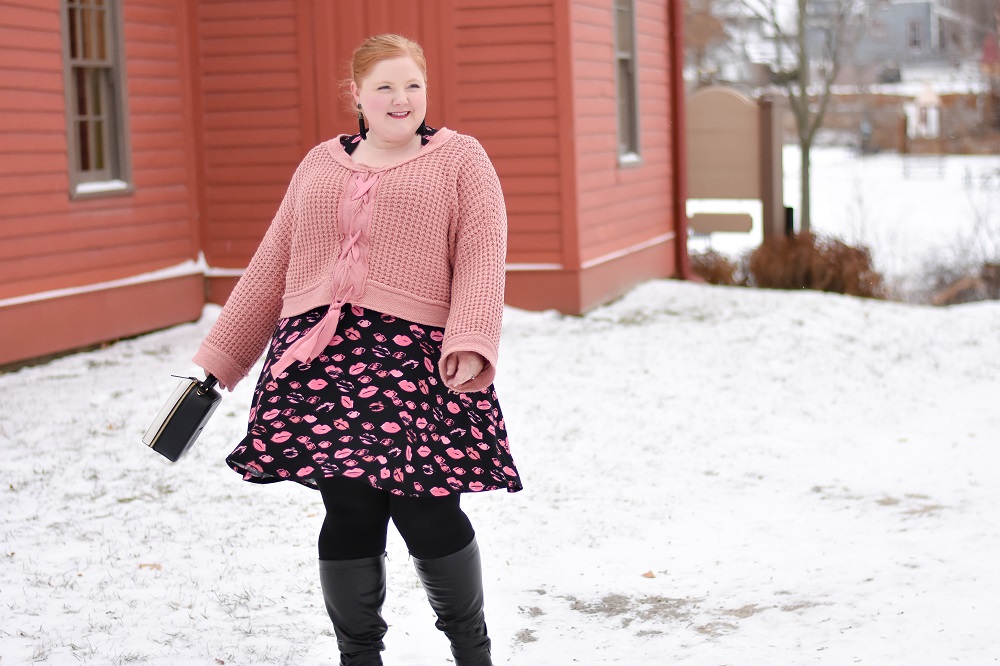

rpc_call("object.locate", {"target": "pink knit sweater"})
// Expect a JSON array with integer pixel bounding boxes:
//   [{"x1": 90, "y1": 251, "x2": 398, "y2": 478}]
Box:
[{"x1": 193, "y1": 129, "x2": 507, "y2": 393}]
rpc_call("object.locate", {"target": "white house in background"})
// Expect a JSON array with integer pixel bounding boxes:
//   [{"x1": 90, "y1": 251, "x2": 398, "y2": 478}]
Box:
[{"x1": 834, "y1": 0, "x2": 995, "y2": 83}]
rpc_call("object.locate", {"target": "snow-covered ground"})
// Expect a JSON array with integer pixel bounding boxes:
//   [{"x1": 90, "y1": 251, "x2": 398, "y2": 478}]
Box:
[
  {"x1": 2, "y1": 280, "x2": 999, "y2": 665},
  {"x1": 689, "y1": 146, "x2": 1000, "y2": 299}
]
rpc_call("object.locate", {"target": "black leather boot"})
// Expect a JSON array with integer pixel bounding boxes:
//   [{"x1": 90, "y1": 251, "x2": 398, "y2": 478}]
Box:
[
  {"x1": 413, "y1": 538, "x2": 493, "y2": 666},
  {"x1": 319, "y1": 554, "x2": 388, "y2": 666}
]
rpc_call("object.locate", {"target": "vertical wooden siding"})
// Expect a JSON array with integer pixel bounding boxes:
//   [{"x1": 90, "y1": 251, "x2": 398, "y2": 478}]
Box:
[
  {"x1": 196, "y1": 0, "x2": 308, "y2": 267},
  {"x1": 0, "y1": 0, "x2": 200, "y2": 301},
  {"x1": 452, "y1": 0, "x2": 565, "y2": 268},
  {"x1": 570, "y1": 0, "x2": 674, "y2": 264}
]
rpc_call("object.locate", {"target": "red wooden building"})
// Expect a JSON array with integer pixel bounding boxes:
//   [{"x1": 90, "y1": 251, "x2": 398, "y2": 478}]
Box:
[{"x1": 0, "y1": 0, "x2": 689, "y2": 367}]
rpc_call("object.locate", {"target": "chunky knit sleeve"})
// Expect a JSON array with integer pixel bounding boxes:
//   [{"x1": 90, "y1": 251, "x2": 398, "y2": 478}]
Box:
[
  {"x1": 439, "y1": 138, "x2": 507, "y2": 393},
  {"x1": 192, "y1": 157, "x2": 306, "y2": 390}
]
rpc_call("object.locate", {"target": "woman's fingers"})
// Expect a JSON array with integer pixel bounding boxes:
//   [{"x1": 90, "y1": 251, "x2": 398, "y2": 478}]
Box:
[{"x1": 441, "y1": 351, "x2": 486, "y2": 390}]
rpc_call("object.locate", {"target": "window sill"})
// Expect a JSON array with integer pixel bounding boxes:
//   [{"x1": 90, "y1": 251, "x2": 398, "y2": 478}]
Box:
[
  {"x1": 72, "y1": 179, "x2": 133, "y2": 199},
  {"x1": 617, "y1": 152, "x2": 643, "y2": 169}
]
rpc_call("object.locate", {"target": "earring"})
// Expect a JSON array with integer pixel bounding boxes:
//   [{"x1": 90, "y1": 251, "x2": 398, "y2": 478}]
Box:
[
  {"x1": 416, "y1": 119, "x2": 428, "y2": 136},
  {"x1": 357, "y1": 103, "x2": 367, "y2": 140}
]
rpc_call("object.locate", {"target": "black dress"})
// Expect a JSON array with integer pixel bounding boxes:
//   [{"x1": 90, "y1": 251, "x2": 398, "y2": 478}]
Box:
[{"x1": 225, "y1": 128, "x2": 521, "y2": 497}]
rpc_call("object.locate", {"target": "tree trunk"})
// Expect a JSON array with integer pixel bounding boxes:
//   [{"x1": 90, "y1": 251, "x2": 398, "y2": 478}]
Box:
[{"x1": 799, "y1": 138, "x2": 811, "y2": 234}]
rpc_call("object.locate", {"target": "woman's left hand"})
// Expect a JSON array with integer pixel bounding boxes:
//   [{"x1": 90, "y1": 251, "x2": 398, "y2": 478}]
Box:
[{"x1": 442, "y1": 351, "x2": 486, "y2": 391}]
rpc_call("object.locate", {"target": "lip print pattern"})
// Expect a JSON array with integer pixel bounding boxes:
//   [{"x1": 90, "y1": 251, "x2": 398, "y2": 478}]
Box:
[{"x1": 226, "y1": 305, "x2": 522, "y2": 497}]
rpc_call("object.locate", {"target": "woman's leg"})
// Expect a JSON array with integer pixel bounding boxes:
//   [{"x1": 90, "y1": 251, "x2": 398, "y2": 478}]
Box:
[
  {"x1": 318, "y1": 477, "x2": 391, "y2": 560},
  {"x1": 388, "y1": 493, "x2": 474, "y2": 559},
  {"x1": 316, "y1": 477, "x2": 392, "y2": 666},
  {"x1": 391, "y1": 495, "x2": 492, "y2": 666}
]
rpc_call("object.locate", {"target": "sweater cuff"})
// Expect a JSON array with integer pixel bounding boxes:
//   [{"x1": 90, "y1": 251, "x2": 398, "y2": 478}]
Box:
[
  {"x1": 192, "y1": 342, "x2": 248, "y2": 392},
  {"x1": 439, "y1": 331, "x2": 498, "y2": 394}
]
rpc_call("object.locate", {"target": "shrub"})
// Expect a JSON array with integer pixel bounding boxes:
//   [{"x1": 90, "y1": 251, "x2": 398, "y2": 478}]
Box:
[
  {"x1": 927, "y1": 262, "x2": 1000, "y2": 305},
  {"x1": 748, "y1": 233, "x2": 884, "y2": 298},
  {"x1": 689, "y1": 250, "x2": 745, "y2": 286}
]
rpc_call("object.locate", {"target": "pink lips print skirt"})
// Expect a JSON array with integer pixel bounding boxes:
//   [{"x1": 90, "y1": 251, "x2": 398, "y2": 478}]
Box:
[{"x1": 226, "y1": 304, "x2": 522, "y2": 497}]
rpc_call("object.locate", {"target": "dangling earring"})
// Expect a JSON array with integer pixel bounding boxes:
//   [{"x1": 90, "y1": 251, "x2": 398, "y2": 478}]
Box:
[
  {"x1": 416, "y1": 119, "x2": 428, "y2": 137},
  {"x1": 357, "y1": 103, "x2": 368, "y2": 140}
]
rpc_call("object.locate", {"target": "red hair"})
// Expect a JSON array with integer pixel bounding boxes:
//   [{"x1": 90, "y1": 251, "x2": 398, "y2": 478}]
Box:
[{"x1": 351, "y1": 34, "x2": 427, "y2": 84}]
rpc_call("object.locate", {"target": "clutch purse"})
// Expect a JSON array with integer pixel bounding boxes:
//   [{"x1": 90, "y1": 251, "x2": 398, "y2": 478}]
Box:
[{"x1": 142, "y1": 374, "x2": 222, "y2": 462}]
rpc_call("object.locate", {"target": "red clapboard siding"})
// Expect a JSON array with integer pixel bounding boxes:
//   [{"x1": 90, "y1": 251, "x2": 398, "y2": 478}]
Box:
[
  {"x1": 199, "y1": 35, "x2": 297, "y2": 56},
  {"x1": 456, "y1": 5, "x2": 555, "y2": 26},
  {"x1": 0, "y1": 173, "x2": 66, "y2": 197},
  {"x1": 0, "y1": 0, "x2": 200, "y2": 300},
  {"x1": 453, "y1": 0, "x2": 564, "y2": 268},
  {"x1": 570, "y1": 0, "x2": 674, "y2": 266},
  {"x1": 0, "y1": 3, "x2": 56, "y2": 31},
  {"x1": 201, "y1": 53, "x2": 298, "y2": 74},
  {"x1": 0, "y1": 68, "x2": 63, "y2": 91},
  {"x1": 196, "y1": 0, "x2": 304, "y2": 266},
  {"x1": 0, "y1": 217, "x2": 192, "y2": 262},
  {"x1": 0, "y1": 151, "x2": 64, "y2": 175},
  {"x1": 0, "y1": 237, "x2": 194, "y2": 295},
  {"x1": 0, "y1": 47, "x2": 62, "y2": 71},
  {"x1": 458, "y1": 60, "x2": 557, "y2": 82}
]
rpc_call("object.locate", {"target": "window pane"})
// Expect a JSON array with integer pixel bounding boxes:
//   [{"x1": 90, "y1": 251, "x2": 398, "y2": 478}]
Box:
[
  {"x1": 615, "y1": 6, "x2": 632, "y2": 52},
  {"x1": 615, "y1": 0, "x2": 634, "y2": 51},
  {"x1": 90, "y1": 69, "x2": 102, "y2": 115},
  {"x1": 95, "y1": 7, "x2": 107, "y2": 61},
  {"x1": 69, "y1": 7, "x2": 80, "y2": 59},
  {"x1": 94, "y1": 120, "x2": 105, "y2": 170},
  {"x1": 618, "y1": 60, "x2": 631, "y2": 150},
  {"x1": 74, "y1": 68, "x2": 88, "y2": 115},
  {"x1": 78, "y1": 120, "x2": 91, "y2": 170},
  {"x1": 81, "y1": 7, "x2": 93, "y2": 59}
]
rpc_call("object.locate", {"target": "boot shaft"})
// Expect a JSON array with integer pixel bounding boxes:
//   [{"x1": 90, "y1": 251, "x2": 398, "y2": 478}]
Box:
[
  {"x1": 413, "y1": 537, "x2": 493, "y2": 666},
  {"x1": 319, "y1": 554, "x2": 388, "y2": 666}
]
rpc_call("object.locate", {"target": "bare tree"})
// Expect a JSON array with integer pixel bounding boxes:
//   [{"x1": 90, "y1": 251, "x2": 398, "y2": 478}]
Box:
[
  {"x1": 686, "y1": 0, "x2": 730, "y2": 86},
  {"x1": 685, "y1": 0, "x2": 763, "y2": 89},
  {"x1": 741, "y1": 0, "x2": 869, "y2": 233}
]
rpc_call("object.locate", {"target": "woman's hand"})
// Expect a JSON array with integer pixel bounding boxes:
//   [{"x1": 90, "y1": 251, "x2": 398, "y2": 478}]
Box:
[{"x1": 442, "y1": 351, "x2": 486, "y2": 391}]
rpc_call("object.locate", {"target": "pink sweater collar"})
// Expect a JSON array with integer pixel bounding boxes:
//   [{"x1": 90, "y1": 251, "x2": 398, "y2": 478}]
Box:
[{"x1": 322, "y1": 127, "x2": 458, "y2": 171}]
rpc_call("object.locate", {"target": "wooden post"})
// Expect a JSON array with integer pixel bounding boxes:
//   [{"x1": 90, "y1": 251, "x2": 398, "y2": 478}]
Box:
[{"x1": 759, "y1": 95, "x2": 785, "y2": 242}]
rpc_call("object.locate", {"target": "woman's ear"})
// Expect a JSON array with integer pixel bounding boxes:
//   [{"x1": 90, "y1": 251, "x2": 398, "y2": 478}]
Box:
[{"x1": 350, "y1": 80, "x2": 360, "y2": 106}]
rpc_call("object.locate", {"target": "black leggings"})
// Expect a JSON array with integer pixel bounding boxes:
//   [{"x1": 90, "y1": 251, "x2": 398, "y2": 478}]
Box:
[{"x1": 317, "y1": 477, "x2": 475, "y2": 561}]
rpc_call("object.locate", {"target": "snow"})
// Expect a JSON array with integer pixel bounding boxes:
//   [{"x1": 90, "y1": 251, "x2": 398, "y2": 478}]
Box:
[
  {"x1": 2, "y1": 278, "x2": 999, "y2": 665},
  {"x1": 689, "y1": 145, "x2": 1000, "y2": 299}
]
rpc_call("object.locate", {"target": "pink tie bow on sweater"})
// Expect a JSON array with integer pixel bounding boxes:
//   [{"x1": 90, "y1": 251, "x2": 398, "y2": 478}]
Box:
[{"x1": 268, "y1": 171, "x2": 382, "y2": 379}]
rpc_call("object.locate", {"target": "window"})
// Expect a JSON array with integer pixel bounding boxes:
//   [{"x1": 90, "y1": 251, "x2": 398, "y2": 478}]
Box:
[
  {"x1": 61, "y1": 0, "x2": 131, "y2": 197},
  {"x1": 907, "y1": 19, "x2": 923, "y2": 50},
  {"x1": 613, "y1": 0, "x2": 640, "y2": 163}
]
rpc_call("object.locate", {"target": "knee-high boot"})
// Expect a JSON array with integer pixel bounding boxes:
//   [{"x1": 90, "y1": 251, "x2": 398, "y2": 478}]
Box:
[
  {"x1": 412, "y1": 537, "x2": 493, "y2": 666},
  {"x1": 319, "y1": 554, "x2": 388, "y2": 666}
]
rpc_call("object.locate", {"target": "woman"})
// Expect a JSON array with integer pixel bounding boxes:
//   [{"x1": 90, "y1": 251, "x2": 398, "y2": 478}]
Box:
[{"x1": 193, "y1": 34, "x2": 521, "y2": 666}]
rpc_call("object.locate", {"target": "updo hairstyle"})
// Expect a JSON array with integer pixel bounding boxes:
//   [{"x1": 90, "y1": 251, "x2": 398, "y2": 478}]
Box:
[{"x1": 351, "y1": 34, "x2": 427, "y2": 85}]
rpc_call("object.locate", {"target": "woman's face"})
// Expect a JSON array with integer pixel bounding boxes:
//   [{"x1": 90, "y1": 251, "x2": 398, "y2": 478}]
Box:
[{"x1": 352, "y1": 56, "x2": 427, "y2": 146}]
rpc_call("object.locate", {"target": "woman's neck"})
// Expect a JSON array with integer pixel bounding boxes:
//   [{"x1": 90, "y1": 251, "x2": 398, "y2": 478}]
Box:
[{"x1": 350, "y1": 133, "x2": 422, "y2": 167}]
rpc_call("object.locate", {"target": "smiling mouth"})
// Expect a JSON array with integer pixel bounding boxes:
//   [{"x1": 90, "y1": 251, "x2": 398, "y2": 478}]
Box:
[{"x1": 388, "y1": 111, "x2": 410, "y2": 118}]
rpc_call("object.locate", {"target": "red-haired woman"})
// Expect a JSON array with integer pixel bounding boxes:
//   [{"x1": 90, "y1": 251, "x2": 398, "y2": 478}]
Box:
[{"x1": 193, "y1": 33, "x2": 521, "y2": 666}]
